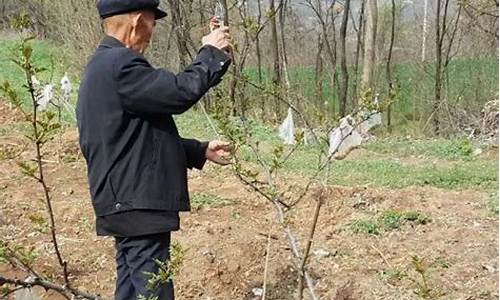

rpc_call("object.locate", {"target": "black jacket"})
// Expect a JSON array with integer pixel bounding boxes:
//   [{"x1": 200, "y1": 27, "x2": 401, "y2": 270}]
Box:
[{"x1": 77, "y1": 36, "x2": 230, "y2": 218}]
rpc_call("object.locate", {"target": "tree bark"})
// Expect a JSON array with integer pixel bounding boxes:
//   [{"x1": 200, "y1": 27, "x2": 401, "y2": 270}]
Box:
[
  {"x1": 315, "y1": 33, "x2": 324, "y2": 106},
  {"x1": 421, "y1": 0, "x2": 429, "y2": 62},
  {"x1": 386, "y1": 0, "x2": 396, "y2": 132},
  {"x1": 168, "y1": 0, "x2": 190, "y2": 69},
  {"x1": 433, "y1": 0, "x2": 451, "y2": 135},
  {"x1": 269, "y1": 0, "x2": 282, "y2": 119},
  {"x1": 305, "y1": 0, "x2": 340, "y2": 116},
  {"x1": 339, "y1": 0, "x2": 351, "y2": 116},
  {"x1": 352, "y1": 0, "x2": 366, "y2": 108},
  {"x1": 279, "y1": 0, "x2": 291, "y2": 91},
  {"x1": 361, "y1": 0, "x2": 378, "y2": 91},
  {"x1": 256, "y1": 0, "x2": 263, "y2": 84}
]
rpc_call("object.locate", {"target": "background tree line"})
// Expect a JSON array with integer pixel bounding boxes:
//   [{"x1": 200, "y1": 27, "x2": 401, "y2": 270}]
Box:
[{"x1": 0, "y1": 0, "x2": 498, "y2": 137}]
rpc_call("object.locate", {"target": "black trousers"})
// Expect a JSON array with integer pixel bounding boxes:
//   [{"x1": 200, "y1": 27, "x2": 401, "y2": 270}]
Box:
[{"x1": 114, "y1": 232, "x2": 174, "y2": 300}]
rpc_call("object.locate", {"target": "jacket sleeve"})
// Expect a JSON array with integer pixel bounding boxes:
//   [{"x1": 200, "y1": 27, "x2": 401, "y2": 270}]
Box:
[
  {"x1": 115, "y1": 45, "x2": 231, "y2": 116},
  {"x1": 181, "y1": 138, "x2": 209, "y2": 170}
]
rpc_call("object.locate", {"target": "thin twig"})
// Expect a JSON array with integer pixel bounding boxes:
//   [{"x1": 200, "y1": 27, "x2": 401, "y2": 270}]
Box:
[{"x1": 369, "y1": 244, "x2": 392, "y2": 269}]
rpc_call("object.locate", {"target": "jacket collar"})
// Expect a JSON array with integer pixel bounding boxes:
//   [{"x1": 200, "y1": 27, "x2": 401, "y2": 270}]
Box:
[{"x1": 99, "y1": 35, "x2": 126, "y2": 49}]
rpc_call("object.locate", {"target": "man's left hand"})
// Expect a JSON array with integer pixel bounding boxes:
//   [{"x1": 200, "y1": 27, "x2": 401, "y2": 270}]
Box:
[{"x1": 206, "y1": 140, "x2": 233, "y2": 165}]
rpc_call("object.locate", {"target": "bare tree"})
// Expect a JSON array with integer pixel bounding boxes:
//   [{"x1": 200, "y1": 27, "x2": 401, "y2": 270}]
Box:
[
  {"x1": 168, "y1": 0, "x2": 191, "y2": 69},
  {"x1": 421, "y1": 0, "x2": 429, "y2": 62},
  {"x1": 461, "y1": 0, "x2": 499, "y2": 39},
  {"x1": 352, "y1": 0, "x2": 366, "y2": 107},
  {"x1": 431, "y1": 0, "x2": 462, "y2": 135},
  {"x1": 361, "y1": 0, "x2": 378, "y2": 91},
  {"x1": 279, "y1": 0, "x2": 291, "y2": 91},
  {"x1": 314, "y1": 33, "x2": 325, "y2": 106},
  {"x1": 386, "y1": 0, "x2": 396, "y2": 132},
  {"x1": 339, "y1": 0, "x2": 351, "y2": 116},
  {"x1": 269, "y1": 0, "x2": 282, "y2": 119},
  {"x1": 256, "y1": 0, "x2": 264, "y2": 84},
  {"x1": 305, "y1": 0, "x2": 341, "y2": 116}
]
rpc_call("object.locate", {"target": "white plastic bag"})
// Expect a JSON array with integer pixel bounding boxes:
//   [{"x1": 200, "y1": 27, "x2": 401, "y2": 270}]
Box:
[
  {"x1": 329, "y1": 116, "x2": 362, "y2": 160},
  {"x1": 37, "y1": 84, "x2": 53, "y2": 111},
  {"x1": 358, "y1": 112, "x2": 382, "y2": 134},
  {"x1": 279, "y1": 107, "x2": 295, "y2": 145},
  {"x1": 60, "y1": 73, "x2": 72, "y2": 98},
  {"x1": 304, "y1": 128, "x2": 318, "y2": 146}
]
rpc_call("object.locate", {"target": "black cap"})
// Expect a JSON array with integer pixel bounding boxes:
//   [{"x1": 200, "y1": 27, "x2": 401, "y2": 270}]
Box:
[{"x1": 97, "y1": 0, "x2": 167, "y2": 20}]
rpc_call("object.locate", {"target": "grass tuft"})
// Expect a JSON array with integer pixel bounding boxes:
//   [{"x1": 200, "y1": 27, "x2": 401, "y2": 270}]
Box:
[
  {"x1": 191, "y1": 192, "x2": 231, "y2": 210},
  {"x1": 350, "y1": 210, "x2": 430, "y2": 235}
]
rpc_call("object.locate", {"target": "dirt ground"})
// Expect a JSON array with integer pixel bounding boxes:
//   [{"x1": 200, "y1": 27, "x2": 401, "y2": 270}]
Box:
[{"x1": 0, "y1": 103, "x2": 498, "y2": 300}]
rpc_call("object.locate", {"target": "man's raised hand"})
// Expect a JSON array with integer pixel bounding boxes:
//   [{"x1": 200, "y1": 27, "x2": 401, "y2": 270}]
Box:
[
  {"x1": 205, "y1": 140, "x2": 233, "y2": 166},
  {"x1": 202, "y1": 18, "x2": 232, "y2": 52}
]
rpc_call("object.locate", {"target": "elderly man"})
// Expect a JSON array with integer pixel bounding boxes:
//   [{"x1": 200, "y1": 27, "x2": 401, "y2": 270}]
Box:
[{"x1": 76, "y1": 0, "x2": 232, "y2": 299}]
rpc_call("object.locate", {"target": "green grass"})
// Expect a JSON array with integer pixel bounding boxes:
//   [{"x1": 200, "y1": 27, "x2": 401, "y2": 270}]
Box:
[
  {"x1": 176, "y1": 110, "x2": 498, "y2": 191},
  {"x1": 364, "y1": 137, "x2": 476, "y2": 160},
  {"x1": 350, "y1": 219, "x2": 382, "y2": 235},
  {"x1": 0, "y1": 38, "x2": 58, "y2": 96},
  {"x1": 190, "y1": 192, "x2": 231, "y2": 210},
  {"x1": 488, "y1": 190, "x2": 499, "y2": 215},
  {"x1": 0, "y1": 37, "x2": 76, "y2": 123},
  {"x1": 350, "y1": 210, "x2": 430, "y2": 235}
]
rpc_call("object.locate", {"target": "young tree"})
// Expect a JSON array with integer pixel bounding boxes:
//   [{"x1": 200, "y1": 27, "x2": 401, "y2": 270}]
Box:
[{"x1": 305, "y1": 0, "x2": 341, "y2": 116}]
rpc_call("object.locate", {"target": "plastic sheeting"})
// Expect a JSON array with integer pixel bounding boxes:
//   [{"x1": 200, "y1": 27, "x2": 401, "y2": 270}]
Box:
[
  {"x1": 329, "y1": 116, "x2": 362, "y2": 160},
  {"x1": 279, "y1": 107, "x2": 295, "y2": 145},
  {"x1": 358, "y1": 112, "x2": 382, "y2": 134}
]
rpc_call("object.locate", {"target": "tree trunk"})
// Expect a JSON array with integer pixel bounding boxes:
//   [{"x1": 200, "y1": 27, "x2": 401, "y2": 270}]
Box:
[
  {"x1": 279, "y1": 0, "x2": 291, "y2": 91},
  {"x1": 433, "y1": 0, "x2": 451, "y2": 135},
  {"x1": 361, "y1": 0, "x2": 378, "y2": 91},
  {"x1": 269, "y1": 0, "x2": 282, "y2": 119},
  {"x1": 352, "y1": 0, "x2": 365, "y2": 108},
  {"x1": 256, "y1": 0, "x2": 263, "y2": 84},
  {"x1": 421, "y1": 0, "x2": 429, "y2": 62},
  {"x1": 168, "y1": 0, "x2": 190, "y2": 69},
  {"x1": 339, "y1": 0, "x2": 351, "y2": 117},
  {"x1": 386, "y1": 0, "x2": 396, "y2": 132},
  {"x1": 315, "y1": 33, "x2": 324, "y2": 106},
  {"x1": 414, "y1": 0, "x2": 429, "y2": 122}
]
